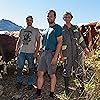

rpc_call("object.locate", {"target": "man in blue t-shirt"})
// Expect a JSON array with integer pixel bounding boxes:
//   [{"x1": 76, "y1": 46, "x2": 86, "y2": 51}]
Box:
[{"x1": 34, "y1": 10, "x2": 63, "y2": 99}]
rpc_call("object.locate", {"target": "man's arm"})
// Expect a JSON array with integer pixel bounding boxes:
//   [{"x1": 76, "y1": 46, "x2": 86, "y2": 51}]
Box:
[
  {"x1": 15, "y1": 37, "x2": 21, "y2": 56},
  {"x1": 35, "y1": 36, "x2": 41, "y2": 53},
  {"x1": 79, "y1": 32, "x2": 89, "y2": 56},
  {"x1": 51, "y1": 36, "x2": 63, "y2": 65}
]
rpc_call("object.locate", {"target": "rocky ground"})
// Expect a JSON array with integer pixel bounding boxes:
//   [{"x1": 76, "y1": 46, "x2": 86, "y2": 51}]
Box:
[{"x1": 0, "y1": 65, "x2": 88, "y2": 100}]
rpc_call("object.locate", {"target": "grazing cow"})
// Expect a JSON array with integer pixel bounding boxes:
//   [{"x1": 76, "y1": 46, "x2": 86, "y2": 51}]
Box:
[
  {"x1": 0, "y1": 33, "x2": 18, "y2": 78},
  {"x1": 79, "y1": 22, "x2": 100, "y2": 51}
]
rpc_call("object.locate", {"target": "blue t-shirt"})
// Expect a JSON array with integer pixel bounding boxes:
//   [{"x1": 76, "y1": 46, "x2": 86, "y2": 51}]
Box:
[{"x1": 42, "y1": 24, "x2": 62, "y2": 51}]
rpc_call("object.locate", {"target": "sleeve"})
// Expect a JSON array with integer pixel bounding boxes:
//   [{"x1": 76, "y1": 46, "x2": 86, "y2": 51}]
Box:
[
  {"x1": 55, "y1": 25, "x2": 63, "y2": 37},
  {"x1": 79, "y1": 31, "x2": 87, "y2": 49},
  {"x1": 74, "y1": 25, "x2": 87, "y2": 49}
]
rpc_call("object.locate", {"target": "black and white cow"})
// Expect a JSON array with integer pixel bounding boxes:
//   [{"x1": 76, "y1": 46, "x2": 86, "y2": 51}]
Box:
[{"x1": 0, "y1": 34, "x2": 18, "y2": 79}]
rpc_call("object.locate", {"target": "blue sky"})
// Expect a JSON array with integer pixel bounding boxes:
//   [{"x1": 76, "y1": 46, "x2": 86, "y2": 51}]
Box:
[{"x1": 0, "y1": 0, "x2": 99, "y2": 29}]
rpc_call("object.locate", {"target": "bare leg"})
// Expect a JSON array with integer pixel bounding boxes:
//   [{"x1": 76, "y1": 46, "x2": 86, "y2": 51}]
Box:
[
  {"x1": 37, "y1": 71, "x2": 44, "y2": 89},
  {"x1": 50, "y1": 74, "x2": 56, "y2": 92}
]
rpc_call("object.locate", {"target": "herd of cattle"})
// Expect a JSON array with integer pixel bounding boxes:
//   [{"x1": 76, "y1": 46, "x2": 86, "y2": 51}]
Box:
[{"x1": 0, "y1": 22, "x2": 100, "y2": 79}]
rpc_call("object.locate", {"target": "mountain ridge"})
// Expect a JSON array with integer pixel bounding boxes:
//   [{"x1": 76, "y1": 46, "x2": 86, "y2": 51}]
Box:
[{"x1": 0, "y1": 19, "x2": 22, "y2": 31}]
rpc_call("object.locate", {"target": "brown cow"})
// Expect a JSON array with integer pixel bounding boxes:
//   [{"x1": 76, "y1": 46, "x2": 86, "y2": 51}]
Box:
[
  {"x1": 0, "y1": 33, "x2": 18, "y2": 78},
  {"x1": 79, "y1": 22, "x2": 100, "y2": 51},
  {"x1": 0, "y1": 34, "x2": 18, "y2": 62},
  {"x1": 95, "y1": 22, "x2": 100, "y2": 48}
]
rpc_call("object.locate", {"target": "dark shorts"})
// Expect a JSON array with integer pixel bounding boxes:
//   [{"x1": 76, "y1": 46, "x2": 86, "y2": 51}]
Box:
[{"x1": 38, "y1": 50, "x2": 57, "y2": 75}]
